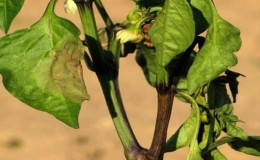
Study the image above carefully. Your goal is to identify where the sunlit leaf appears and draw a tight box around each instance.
[149,0,195,84]
[0,0,89,128]
[187,12,241,94]
[165,109,197,152]
[0,0,25,33]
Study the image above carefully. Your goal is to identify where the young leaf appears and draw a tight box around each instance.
[187,5,242,94]
[149,0,195,83]
[0,0,89,128]
[0,0,25,33]
[228,136,260,156]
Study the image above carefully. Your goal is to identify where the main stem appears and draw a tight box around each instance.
[149,85,174,160]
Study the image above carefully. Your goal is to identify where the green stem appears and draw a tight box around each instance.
[75,1,144,157]
[94,0,114,30]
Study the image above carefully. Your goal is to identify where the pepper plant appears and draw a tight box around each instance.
[0,0,259,159]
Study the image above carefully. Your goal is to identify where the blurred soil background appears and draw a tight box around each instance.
[0,0,260,160]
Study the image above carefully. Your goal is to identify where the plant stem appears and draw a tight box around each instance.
[97,75,142,152]
[94,0,114,30]
[75,1,146,157]
[149,85,174,160]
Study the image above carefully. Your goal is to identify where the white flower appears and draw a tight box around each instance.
[64,0,78,14]
[116,29,144,44]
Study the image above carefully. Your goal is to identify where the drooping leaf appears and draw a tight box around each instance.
[0,0,89,128]
[0,0,25,33]
[166,92,201,156]
[149,0,195,84]
[228,136,260,156]
[165,109,197,152]
[187,11,242,94]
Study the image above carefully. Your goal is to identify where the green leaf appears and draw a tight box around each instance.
[187,12,242,94]
[0,0,89,128]
[135,44,157,87]
[0,0,25,33]
[225,123,248,141]
[203,149,228,160]
[166,92,202,160]
[165,108,197,152]
[149,0,195,84]
[228,136,260,156]
[188,0,213,34]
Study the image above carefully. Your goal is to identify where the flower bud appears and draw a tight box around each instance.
[64,0,78,14]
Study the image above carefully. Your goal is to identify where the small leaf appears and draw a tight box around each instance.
[225,123,248,141]
[0,0,89,128]
[228,136,260,156]
[149,0,195,84]
[0,0,25,33]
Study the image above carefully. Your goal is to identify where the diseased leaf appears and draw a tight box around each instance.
[149,0,195,84]
[0,0,25,33]
[228,136,260,156]
[0,0,89,128]
[187,13,242,94]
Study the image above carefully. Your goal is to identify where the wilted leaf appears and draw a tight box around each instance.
[0,0,25,33]
[0,0,89,128]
